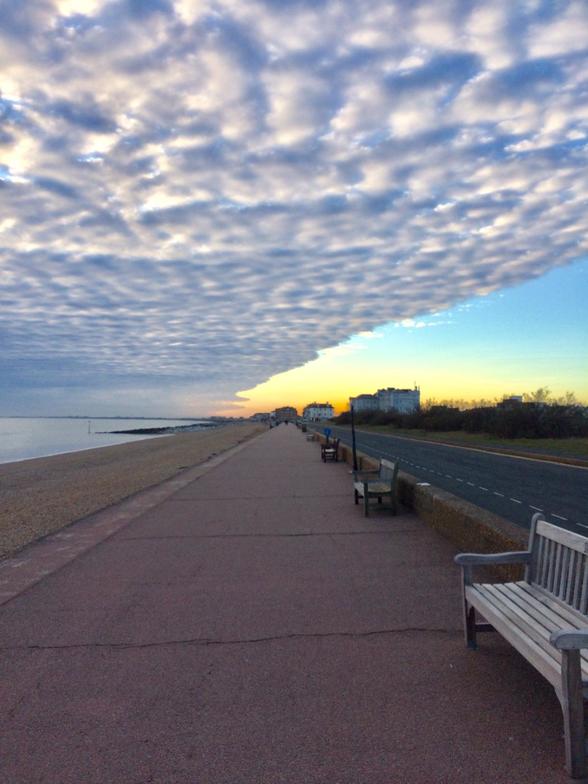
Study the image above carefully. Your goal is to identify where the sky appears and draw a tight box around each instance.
[1,0,587,417]
[238,257,588,414]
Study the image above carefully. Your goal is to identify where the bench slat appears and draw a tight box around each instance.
[494,584,563,637]
[518,583,588,633]
[353,481,393,495]
[536,519,588,554]
[572,552,583,608]
[465,585,562,688]
[580,565,588,615]
[468,583,588,681]
[495,585,588,674]
[477,585,561,659]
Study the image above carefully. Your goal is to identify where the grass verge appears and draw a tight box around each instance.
[351,426,588,461]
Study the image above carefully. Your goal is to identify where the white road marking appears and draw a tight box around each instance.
[479,486,488,491]
[456,478,464,482]
[355,429,588,470]
[493,491,504,497]
[510,498,522,504]
[466,482,475,486]
[552,514,568,521]
[577,523,588,530]
[445,474,453,478]
[529,505,543,512]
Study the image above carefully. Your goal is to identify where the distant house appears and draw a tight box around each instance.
[250,412,271,422]
[302,402,334,421]
[274,406,297,422]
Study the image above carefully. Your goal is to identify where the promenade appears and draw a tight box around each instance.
[0,425,569,783]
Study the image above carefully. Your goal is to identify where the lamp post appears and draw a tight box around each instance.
[350,400,358,472]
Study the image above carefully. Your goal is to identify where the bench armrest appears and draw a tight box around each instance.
[454,551,531,567]
[550,629,588,650]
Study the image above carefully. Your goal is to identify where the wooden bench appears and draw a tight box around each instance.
[321,438,340,462]
[455,513,588,779]
[353,459,398,517]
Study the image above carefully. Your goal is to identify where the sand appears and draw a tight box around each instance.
[0,423,265,559]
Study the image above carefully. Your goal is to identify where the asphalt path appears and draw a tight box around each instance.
[326,425,588,535]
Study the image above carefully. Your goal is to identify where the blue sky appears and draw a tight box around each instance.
[237,256,588,412]
[1,1,587,415]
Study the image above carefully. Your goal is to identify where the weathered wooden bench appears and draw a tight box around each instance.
[353,458,398,517]
[455,513,588,779]
[321,438,340,462]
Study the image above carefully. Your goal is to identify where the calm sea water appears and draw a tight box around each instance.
[0,418,207,465]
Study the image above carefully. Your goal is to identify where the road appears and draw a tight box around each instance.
[326,425,588,535]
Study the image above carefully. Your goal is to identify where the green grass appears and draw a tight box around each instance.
[353,426,588,460]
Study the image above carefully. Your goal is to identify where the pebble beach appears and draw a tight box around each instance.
[0,422,264,559]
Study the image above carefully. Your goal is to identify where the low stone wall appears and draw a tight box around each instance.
[318,433,528,581]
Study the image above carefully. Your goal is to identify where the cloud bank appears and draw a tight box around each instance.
[1,0,587,412]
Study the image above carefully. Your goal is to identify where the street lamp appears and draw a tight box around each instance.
[349,400,358,472]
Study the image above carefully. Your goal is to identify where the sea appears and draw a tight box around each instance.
[0,417,210,465]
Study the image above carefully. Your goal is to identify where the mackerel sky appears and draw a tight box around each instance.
[1,0,587,415]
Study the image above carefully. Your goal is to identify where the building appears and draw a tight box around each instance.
[274,406,298,422]
[250,412,271,422]
[349,393,378,413]
[302,402,334,421]
[377,386,420,413]
[497,396,523,409]
[351,386,420,414]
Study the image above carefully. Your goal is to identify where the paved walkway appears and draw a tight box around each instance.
[0,426,569,783]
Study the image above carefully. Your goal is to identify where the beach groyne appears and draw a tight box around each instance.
[0,423,264,559]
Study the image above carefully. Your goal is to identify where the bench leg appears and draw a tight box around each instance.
[363,493,370,517]
[466,606,478,650]
[560,650,587,779]
[354,489,359,505]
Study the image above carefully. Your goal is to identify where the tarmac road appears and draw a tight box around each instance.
[327,425,588,534]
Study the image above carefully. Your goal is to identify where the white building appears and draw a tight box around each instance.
[350,386,420,414]
[303,402,334,421]
[349,393,378,413]
[377,386,420,413]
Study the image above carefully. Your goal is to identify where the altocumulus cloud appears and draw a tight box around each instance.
[1,0,587,412]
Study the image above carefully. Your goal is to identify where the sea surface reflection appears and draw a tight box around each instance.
[0,417,206,464]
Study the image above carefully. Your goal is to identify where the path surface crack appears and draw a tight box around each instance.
[121,531,406,541]
[2,627,460,652]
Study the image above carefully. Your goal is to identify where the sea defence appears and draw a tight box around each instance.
[0,425,568,782]
[0,422,264,559]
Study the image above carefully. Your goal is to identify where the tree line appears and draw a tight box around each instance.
[334,389,588,439]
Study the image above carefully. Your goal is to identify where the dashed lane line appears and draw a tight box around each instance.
[335,438,576,529]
